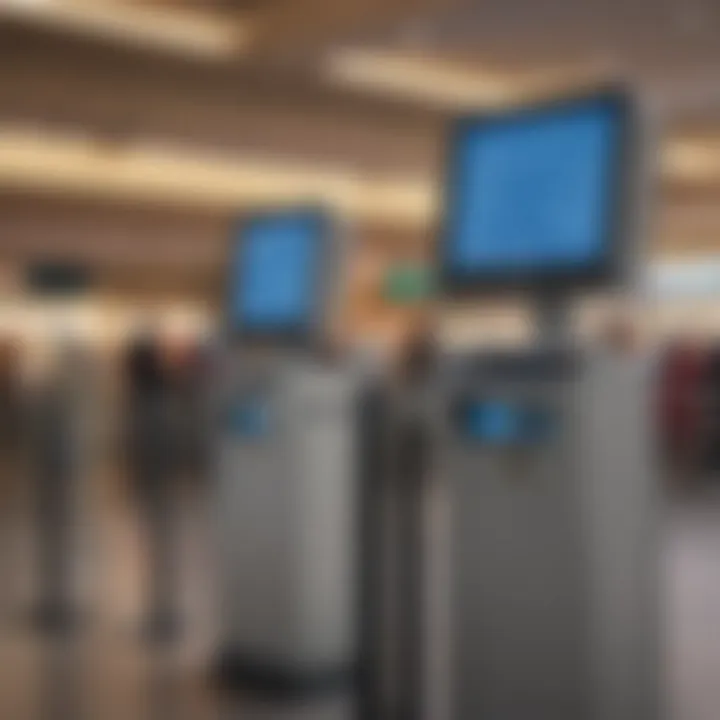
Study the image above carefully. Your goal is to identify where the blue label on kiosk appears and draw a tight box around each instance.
[224,397,271,439]
[455,399,556,447]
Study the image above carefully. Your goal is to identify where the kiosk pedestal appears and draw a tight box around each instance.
[215,356,362,697]
[429,348,659,720]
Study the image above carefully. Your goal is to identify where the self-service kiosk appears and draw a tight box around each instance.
[423,90,660,720]
[213,208,375,707]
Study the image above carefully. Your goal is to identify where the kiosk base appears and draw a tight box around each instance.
[29,603,83,637]
[213,648,356,701]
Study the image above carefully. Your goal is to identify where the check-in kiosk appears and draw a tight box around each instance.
[425,90,660,720]
[213,208,369,704]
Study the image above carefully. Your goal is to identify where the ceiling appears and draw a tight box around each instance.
[4,0,720,122]
[0,0,719,291]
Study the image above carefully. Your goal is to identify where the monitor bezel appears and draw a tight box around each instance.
[223,206,335,348]
[436,86,639,298]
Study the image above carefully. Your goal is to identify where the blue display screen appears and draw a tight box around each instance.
[458,400,554,446]
[444,97,623,277]
[230,210,325,332]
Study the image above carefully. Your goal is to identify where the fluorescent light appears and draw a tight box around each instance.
[325,49,513,109]
[0,0,249,60]
[2,0,49,6]
[0,125,435,227]
[0,123,708,230]
[325,48,622,110]
[664,138,720,182]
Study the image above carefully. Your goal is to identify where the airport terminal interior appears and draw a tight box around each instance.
[2,2,720,719]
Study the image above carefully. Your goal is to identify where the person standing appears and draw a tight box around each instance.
[124,332,182,642]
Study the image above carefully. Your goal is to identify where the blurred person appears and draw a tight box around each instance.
[659,336,708,487]
[385,308,437,720]
[29,338,96,634]
[0,337,23,455]
[702,340,720,478]
[124,330,184,643]
[160,332,211,482]
[0,336,23,618]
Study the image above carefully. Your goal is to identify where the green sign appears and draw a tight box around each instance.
[383,264,435,305]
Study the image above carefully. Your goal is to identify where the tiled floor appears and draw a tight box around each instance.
[2,473,720,719]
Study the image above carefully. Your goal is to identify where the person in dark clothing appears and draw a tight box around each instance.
[124,333,182,643]
[659,340,707,484]
[32,369,78,632]
[390,314,437,720]
[127,336,165,399]
[31,341,94,634]
[702,343,720,475]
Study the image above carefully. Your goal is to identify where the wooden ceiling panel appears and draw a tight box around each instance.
[0,192,229,269]
[0,22,443,178]
[249,0,451,61]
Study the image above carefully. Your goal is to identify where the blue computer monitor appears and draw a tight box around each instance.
[227,208,330,342]
[439,89,635,294]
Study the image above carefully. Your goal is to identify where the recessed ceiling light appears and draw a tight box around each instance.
[325,49,512,109]
[0,0,250,60]
[0,124,435,226]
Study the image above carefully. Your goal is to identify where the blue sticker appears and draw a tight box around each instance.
[459,400,556,446]
[225,398,271,439]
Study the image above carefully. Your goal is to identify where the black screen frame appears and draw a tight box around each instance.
[436,86,639,298]
[222,206,335,349]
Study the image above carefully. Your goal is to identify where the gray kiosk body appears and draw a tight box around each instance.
[215,354,362,687]
[424,89,661,720]
[427,348,660,720]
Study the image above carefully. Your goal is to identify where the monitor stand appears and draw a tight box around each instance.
[534,292,573,350]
